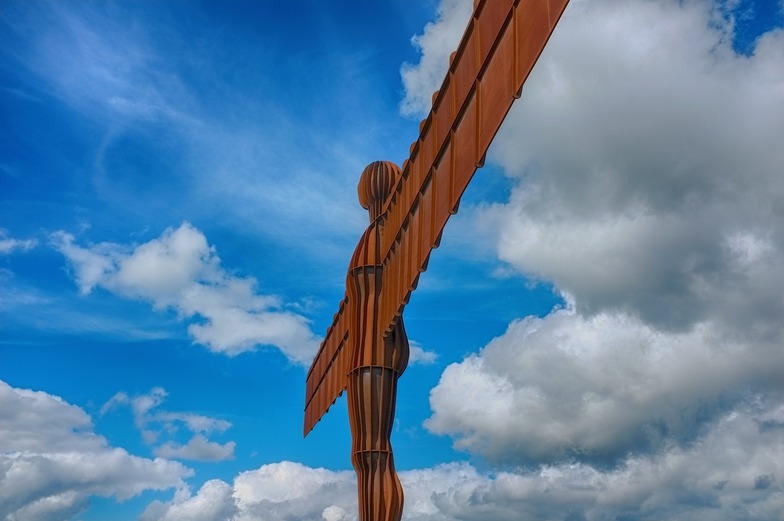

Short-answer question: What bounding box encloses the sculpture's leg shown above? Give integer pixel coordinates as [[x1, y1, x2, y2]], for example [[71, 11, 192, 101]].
[[347, 365, 403, 521]]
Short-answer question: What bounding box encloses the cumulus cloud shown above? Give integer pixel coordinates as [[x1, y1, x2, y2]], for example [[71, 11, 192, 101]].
[[51, 222, 321, 363], [399, 0, 472, 118], [485, 0, 784, 334], [101, 387, 235, 462], [0, 380, 191, 521], [394, 0, 784, 516], [141, 461, 356, 521], [141, 480, 239, 521], [426, 303, 784, 464], [400, 0, 784, 336], [428, 404, 784, 521]]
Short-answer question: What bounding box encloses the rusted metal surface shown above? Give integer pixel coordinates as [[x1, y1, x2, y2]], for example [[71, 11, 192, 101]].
[[347, 161, 409, 520], [304, 0, 569, 518]]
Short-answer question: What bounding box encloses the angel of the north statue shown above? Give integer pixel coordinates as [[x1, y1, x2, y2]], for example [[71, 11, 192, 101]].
[[304, 1, 570, 519]]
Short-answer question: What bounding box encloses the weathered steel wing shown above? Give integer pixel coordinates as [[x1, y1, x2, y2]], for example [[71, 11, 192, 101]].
[[376, 0, 569, 336], [304, 0, 570, 436], [303, 297, 350, 435]]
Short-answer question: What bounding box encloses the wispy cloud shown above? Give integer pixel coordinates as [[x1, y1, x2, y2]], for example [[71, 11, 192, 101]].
[[2, 0, 397, 263], [101, 387, 235, 462], [0, 230, 37, 255], [155, 435, 236, 463]]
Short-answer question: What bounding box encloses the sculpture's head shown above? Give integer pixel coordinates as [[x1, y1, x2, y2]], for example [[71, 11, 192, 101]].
[[357, 160, 400, 221]]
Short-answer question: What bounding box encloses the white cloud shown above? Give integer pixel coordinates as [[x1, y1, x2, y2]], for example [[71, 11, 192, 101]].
[[101, 387, 235, 462], [141, 480, 238, 521], [155, 435, 236, 462], [52, 222, 321, 363], [156, 411, 231, 435], [399, 0, 784, 335], [0, 380, 191, 521], [396, 0, 784, 516], [431, 402, 784, 520], [141, 461, 357, 521], [408, 340, 438, 365], [483, 0, 784, 332], [402, 0, 784, 452], [399, 0, 473, 118], [143, 403, 784, 520], [145, 460, 476, 521], [426, 304, 784, 463], [0, 230, 37, 255], [234, 461, 355, 505]]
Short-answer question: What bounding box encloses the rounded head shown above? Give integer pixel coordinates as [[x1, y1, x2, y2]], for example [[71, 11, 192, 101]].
[[357, 161, 400, 220]]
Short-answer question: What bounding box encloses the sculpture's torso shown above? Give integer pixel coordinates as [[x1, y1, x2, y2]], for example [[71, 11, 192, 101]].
[[347, 222, 408, 373]]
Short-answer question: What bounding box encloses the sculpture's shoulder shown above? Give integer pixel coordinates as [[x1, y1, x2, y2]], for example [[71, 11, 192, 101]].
[[349, 222, 382, 270]]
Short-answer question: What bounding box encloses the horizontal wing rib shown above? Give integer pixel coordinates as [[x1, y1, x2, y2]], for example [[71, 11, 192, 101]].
[[303, 297, 350, 436], [377, 0, 569, 335]]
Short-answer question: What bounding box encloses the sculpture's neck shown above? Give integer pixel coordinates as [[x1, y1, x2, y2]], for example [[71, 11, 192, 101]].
[[367, 200, 384, 223]]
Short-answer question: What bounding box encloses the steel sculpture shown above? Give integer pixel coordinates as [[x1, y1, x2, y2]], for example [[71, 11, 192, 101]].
[[304, 1, 569, 519]]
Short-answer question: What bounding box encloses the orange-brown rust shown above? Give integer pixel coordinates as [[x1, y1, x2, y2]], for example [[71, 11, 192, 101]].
[[347, 161, 408, 520], [304, 0, 570, 517], [358, 161, 399, 223]]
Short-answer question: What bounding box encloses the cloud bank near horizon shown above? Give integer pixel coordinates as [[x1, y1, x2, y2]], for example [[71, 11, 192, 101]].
[[143, 401, 784, 520], [5, 376, 781, 521]]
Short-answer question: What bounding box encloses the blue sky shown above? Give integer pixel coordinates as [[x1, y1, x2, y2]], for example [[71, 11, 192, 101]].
[[1, 0, 783, 520]]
